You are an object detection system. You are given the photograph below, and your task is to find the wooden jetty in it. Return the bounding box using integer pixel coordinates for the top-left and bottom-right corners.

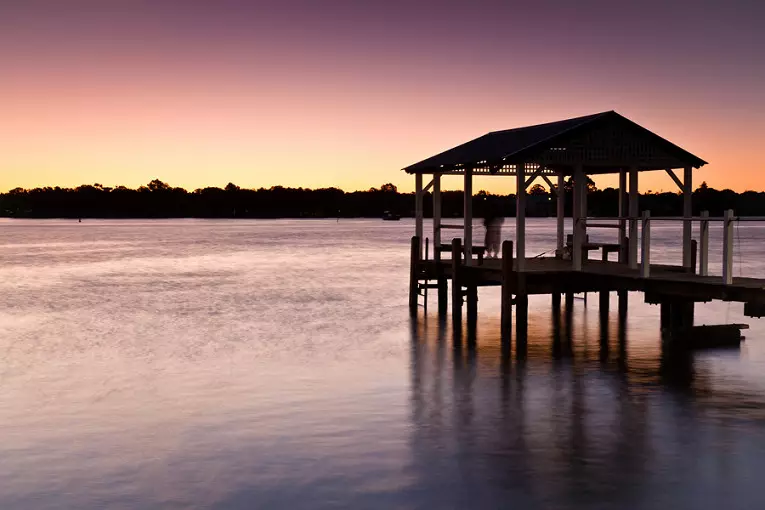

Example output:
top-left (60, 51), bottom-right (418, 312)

top-left (404, 111), bottom-right (765, 347)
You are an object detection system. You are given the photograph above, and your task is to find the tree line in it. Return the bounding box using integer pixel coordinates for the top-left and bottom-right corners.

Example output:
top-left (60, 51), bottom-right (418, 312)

top-left (0, 179), bottom-right (761, 219)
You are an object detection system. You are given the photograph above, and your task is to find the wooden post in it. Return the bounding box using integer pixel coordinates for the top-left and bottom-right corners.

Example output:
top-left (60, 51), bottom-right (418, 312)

top-left (451, 238), bottom-right (463, 337)
top-left (409, 236), bottom-right (420, 315)
top-left (466, 285), bottom-right (478, 338)
top-left (617, 290), bottom-right (628, 363)
top-left (516, 279), bottom-right (528, 360)
top-left (557, 172), bottom-right (565, 252)
top-left (628, 166), bottom-right (639, 269)
top-left (690, 239), bottom-right (697, 275)
top-left (552, 291), bottom-right (562, 357)
top-left (516, 163), bottom-right (526, 272)
top-left (660, 301), bottom-right (671, 331)
top-left (641, 210), bottom-right (651, 278)
top-left (415, 174), bottom-right (423, 256)
top-left (423, 238), bottom-right (429, 313)
top-left (722, 209), bottom-right (734, 285)
top-left (699, 210), bottom-right (709, 276)
top-left (683, 166), bottom-right (693, 269)
top-left (501, 240), bottom-right (514, 344)
top-left (434, 173), bottom-right (448, 317)
top-left (564, 291), bottom-right (574, 353)
top-left (618, 169), bottom-right (627, 263)
top-left (599, 249), bottom-right (610, 361)
top-left (599, 249), bottom-right (610, 312)
top-left (464, 166), bottom-right (473, 266)
top-left (433, 174), bottom-right (442, 258)
top-left (573, 165), bottom-right (585, 271)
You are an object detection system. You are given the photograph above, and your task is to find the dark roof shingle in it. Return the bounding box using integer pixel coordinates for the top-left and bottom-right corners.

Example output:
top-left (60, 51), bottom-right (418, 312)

top-left (403, 111), bottom-right (706, 173)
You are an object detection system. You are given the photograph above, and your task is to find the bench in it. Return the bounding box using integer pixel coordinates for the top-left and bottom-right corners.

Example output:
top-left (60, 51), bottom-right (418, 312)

top-left (435, 244), bottom-right (485, 264)
top-left (564, 234), bottom-right (622, 261)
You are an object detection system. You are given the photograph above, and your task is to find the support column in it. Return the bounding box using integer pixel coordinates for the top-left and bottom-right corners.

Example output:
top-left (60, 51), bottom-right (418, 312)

top-left (628, 167), bottom-right (639, 269)
top-left (723, 209), bottom-right (734, 285)
top-left (599, 249), bottom-right (610, 361)
top-left (699, 210), bottom-right (709, 276)
top-left (434, 174), bottom-right (448, 317)
top-left (683, 166), bottom-right (693, 269)
top-left (660, 301), bottom-right (671, 331)
top-left (557, 172), bottom-right (565, 252)
top-left (564, 291), bottom-right (574, 354)
top-left (516, 276), bottom-right (528, 360)
top-left (618, 290), bottom-right (628, 364)
top-left (573, 165), bottom-right (585, 271)
top-left (599, 250), bottom-right (611, 311)
top-left (415, 173), bottom-right (423, 256)
top-left (464, 166), bottom-right (473, 266)
top-left (641, 210), bottom-right (651, 278)
top-left (618, 169), bottom-right (627, 263)
top-left (501, 240), bottom-right (514, 345)
top-left (552, 291), bottom-right (562, 358)
top-left (466, 285), bottom-right (478, 342)
top-left (516, 162), bottom-right (526, 272)
top-left (409, 236), bottom-right (420, 315)
top-left (451, 238), bottom-right (463, 338)
top-left (433, 174), bottom-right (442, 255)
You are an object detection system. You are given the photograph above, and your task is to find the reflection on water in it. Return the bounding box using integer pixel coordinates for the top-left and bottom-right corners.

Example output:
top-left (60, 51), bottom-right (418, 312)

top-left (409, 300), bottom-right (765, 509)
top-left (2, 219), bottom-right (765, 509)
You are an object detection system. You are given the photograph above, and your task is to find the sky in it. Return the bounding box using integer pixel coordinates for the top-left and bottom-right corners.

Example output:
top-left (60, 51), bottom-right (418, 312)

top-left (1, 0), bottom-right (764, 194)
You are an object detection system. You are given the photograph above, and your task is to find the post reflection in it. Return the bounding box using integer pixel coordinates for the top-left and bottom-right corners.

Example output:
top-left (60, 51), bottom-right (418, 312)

top-left (407, 301), bottom-right (765, 508)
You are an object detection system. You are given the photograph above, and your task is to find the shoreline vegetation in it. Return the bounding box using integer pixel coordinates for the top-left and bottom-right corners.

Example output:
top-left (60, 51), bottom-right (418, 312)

top-left (1, 179), bottom-right (761, 219)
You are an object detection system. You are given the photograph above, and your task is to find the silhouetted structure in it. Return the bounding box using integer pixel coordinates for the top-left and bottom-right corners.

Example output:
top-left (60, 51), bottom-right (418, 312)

top-left (3, 179), bottom-right (765, 219)
top-left (406, 111), bottom-right (765, 356)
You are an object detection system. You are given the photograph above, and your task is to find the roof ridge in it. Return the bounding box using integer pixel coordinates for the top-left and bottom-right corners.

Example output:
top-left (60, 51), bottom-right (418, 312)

top-left (487, 111), bottom-right (613, 136)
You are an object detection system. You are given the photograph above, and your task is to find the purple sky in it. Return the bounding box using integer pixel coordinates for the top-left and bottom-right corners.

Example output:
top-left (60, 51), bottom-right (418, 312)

top-left (2, 0), bottom-right (763, 192)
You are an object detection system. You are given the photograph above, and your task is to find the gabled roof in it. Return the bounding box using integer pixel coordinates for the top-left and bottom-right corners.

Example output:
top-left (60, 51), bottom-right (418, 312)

top-left (403, 111), bottom-right (707, 173)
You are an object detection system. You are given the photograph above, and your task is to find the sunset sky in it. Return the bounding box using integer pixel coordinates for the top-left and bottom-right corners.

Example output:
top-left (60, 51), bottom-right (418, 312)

top-left (1, 0), bottom-right (763, 194)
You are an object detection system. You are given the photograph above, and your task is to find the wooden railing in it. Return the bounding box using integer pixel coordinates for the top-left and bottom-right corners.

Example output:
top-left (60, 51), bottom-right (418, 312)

top-left (580, 211), bottom-right (765, 284)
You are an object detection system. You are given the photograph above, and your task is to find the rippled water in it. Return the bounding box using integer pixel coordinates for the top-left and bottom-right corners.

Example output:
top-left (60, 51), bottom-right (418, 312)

top-left (2, 218), bottom-right (765, 509)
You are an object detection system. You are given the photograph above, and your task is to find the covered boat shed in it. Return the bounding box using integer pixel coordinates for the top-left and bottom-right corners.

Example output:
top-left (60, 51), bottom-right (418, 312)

top-left (404, 110), bottom-right (707, 272)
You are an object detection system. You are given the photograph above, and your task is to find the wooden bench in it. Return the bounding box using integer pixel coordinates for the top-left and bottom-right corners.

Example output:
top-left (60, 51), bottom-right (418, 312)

top-left (564, 234), bottom-right (621, 261)
top-left (436, 244), bottom-right (485, 264)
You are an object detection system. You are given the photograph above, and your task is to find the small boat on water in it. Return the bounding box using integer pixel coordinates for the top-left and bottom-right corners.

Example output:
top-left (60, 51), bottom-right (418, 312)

top-left (382, 210), bottom-right (401, 221)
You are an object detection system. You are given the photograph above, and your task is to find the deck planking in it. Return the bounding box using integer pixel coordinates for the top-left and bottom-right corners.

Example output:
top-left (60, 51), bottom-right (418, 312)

top-left (421, 257), bottom-right (765, 304)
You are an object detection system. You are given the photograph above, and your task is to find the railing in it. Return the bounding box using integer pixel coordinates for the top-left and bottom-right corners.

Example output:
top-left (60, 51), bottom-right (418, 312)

top-left (583, 210), bottom-right (763, 285)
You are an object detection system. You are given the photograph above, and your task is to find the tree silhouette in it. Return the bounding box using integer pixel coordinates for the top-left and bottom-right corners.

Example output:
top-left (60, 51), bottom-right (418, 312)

top-left (2, 179), bottom-right (764, 219)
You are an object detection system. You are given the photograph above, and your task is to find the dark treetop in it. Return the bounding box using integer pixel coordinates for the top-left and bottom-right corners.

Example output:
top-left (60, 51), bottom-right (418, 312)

top-left (1, 180), bottom-right (760, 219)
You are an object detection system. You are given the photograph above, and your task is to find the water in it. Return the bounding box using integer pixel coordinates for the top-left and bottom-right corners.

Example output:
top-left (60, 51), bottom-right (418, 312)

top-left (2, 218), bottom-right (765, 509)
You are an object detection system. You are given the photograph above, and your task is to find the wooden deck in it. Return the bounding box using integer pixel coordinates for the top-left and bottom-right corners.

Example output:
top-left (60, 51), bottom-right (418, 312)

top-left (421, 256), bottom-right (765, 305)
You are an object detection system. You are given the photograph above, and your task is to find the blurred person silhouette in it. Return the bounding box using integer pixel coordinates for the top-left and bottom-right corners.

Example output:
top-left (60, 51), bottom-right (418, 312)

top-left (483, 206), bottom-right (504, 258)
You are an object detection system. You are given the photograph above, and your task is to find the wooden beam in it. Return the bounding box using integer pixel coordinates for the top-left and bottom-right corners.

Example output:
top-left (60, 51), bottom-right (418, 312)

top-left (628, 167), bottom-right (639, 269)
top-left (683, 166), bottom-right (693, 268)
top-left (464, 165), bottom-right (473, 266)
top-left (723, 209), bottom-right (734, 285)
top-left (516, 162), bottom-right (526, 272)
top-left (524, 166), bottom-right (545, 189)
top-left (423, 178), bottom-right (434, 193)
top-left (665, 168), bottom-right (683, 191)
top-left (618, 169), bottom-right (627, 263)
top-left (641, 211), bottom-right (651, 278)
top-left (542, 175), bottom-right (556, 195)
top-left (415, 173), bottom-right (423, 257)
top-left (501, 240), bottom-right (514, 344)
top-left (556, 173), bottom-right (565, 250)
top-left (573, 165), bottom-right (585, 271)
top-left (699, 210), bottom-right (709, 276)
top-left (409, 236), bottom-right (420, 314)
top-left (451, 238), bottom-right (463, 336)
top-left (433, 174), bottom-right (441, 262)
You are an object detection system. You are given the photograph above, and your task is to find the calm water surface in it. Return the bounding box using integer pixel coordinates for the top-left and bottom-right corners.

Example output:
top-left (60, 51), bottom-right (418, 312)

top-left (2, 218), bottom-right (765, 509)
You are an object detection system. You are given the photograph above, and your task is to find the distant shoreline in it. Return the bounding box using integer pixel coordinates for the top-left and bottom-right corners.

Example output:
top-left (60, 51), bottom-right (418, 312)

top-left (3, 180), bottom-right (760, 219)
